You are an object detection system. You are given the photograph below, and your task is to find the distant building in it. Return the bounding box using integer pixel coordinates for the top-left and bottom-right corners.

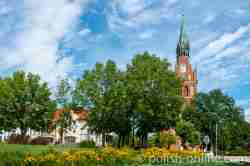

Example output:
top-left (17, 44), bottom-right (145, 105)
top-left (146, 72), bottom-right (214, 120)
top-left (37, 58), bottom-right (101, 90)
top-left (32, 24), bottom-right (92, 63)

top-left (0, 108), bottom-right (102, 145)
top-left (50, 108), bottom-right (102, 145)
top-left (175, 15), bottom-right (198, 103)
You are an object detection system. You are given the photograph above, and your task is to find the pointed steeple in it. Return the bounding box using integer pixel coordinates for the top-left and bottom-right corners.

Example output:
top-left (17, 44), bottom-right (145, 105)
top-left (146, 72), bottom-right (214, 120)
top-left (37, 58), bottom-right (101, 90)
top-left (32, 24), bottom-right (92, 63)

top-left (179, 15), bottom-right (187, 41)
top-left (176, 14), bottom-right (190, 58)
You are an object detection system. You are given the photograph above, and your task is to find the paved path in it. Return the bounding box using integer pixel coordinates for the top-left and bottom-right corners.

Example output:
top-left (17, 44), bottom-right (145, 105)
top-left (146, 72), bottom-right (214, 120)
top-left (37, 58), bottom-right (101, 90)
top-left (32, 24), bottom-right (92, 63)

top-left (220, 156), bottom-right (250, 163)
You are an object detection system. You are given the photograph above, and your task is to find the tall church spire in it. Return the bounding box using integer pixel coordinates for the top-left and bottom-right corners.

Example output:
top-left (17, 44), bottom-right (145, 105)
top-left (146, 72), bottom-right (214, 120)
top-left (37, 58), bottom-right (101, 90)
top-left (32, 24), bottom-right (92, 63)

top-left (175, 15), bottom-right (197, 104)
top-left (176, 14), bottom-right (190, 58)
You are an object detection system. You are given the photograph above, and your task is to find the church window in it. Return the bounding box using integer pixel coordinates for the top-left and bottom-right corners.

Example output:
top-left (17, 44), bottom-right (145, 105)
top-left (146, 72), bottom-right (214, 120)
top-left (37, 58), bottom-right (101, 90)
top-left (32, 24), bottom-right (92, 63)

top-left (184, 86), bottom-right (189, 97)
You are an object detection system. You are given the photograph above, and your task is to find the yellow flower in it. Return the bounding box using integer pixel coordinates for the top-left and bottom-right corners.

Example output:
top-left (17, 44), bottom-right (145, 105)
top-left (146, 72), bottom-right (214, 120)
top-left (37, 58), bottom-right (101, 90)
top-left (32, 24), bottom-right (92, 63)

top-left (44, 153), bottom-right (56, 161)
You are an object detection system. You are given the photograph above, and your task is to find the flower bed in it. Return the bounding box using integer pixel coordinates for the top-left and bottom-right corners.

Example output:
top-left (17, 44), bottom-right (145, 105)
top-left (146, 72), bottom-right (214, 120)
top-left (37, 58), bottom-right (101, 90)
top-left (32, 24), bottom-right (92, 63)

top-left (0, 145), bottom-right (232, 166)
top-left (21, 147), bottom-right (140, 166)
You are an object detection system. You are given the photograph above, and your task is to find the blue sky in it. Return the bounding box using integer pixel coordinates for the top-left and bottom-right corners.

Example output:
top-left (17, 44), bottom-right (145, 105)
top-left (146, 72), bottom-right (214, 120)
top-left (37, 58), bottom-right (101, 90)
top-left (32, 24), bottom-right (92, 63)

top-left (0, 0), bottom-right (249, 120)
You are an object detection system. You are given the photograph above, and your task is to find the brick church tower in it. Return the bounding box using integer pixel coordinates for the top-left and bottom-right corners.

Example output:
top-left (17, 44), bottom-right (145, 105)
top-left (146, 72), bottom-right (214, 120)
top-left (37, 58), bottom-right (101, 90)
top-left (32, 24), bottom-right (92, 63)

top-left (175, 15), bottom-right (198, 103)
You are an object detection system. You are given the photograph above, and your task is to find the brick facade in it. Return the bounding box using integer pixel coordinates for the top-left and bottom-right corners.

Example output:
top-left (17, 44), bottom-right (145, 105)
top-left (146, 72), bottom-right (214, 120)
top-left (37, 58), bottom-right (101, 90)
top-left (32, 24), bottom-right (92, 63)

top-left (175, 15), bottom-right (198, 104)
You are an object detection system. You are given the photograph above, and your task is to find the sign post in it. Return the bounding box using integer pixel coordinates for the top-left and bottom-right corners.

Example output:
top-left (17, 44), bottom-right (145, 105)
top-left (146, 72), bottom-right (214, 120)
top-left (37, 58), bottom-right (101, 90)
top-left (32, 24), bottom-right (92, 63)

top-left (203, 135), bottom-right (210, 153)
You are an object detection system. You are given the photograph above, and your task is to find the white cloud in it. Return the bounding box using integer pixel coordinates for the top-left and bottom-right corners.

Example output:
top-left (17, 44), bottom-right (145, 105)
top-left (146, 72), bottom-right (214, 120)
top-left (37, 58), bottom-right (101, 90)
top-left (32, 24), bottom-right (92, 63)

top-left (234, 9), bottom-right (246, 15)
top-left (203, 14), bottom-right (216, 24)
top-left (79, 28), bottom-right (91, 36)
top-left (115, 0), bottom-right (146, 17)
top-left (0, 0), bottom-right (91, 87)
top-left (194, 24), bottom-right (250, 63)
top-left (138, 30), bottom-right (155, 39)
top-left (107, 0), bottom-right (179, 32)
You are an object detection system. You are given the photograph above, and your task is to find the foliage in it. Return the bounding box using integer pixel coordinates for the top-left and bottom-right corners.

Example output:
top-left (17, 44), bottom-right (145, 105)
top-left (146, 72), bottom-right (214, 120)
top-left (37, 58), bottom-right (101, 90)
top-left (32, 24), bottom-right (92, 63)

top-left (127, 52), bottom-right (183, 145)
top-left (7, 134), bottom-right (30, 144)
top-left (149, 132), bottom-right (177, 148)
top-left (55, 78), bottom-right (72, 108)
top-left (74, 52), bottom-right (184, 147)
top-left (75, 60), bottom-right (132, 147)
top-left (20, 147), bottom-right (140, 166)
top-left (143, 147), bottom-right (204, 159)
top-left (159, 132), bottom-right (177, 148)
top-left (55, 78), bottom-right (73, 144)
top-left (190, 89), bottom-right (250, 151)
top-left (79, 140), bottom-right (96, 148)
top-left (176, 119), bottom-right (201, 145)
top-left (0, 71), bottom-right (56, 136)
top-left (30, 136), bottom-right (54, 145)
top-left (0, 144), bottom-right (238, 166)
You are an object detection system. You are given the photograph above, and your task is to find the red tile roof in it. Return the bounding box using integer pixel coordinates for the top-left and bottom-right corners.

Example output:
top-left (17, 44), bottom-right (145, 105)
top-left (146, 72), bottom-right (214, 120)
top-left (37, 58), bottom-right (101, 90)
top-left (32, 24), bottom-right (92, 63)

top-left (52, 108), bottom-right (89, 122)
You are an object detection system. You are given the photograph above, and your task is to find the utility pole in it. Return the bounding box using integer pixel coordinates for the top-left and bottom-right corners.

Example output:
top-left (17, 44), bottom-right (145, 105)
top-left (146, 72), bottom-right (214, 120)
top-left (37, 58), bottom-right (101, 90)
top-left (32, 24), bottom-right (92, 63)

top-left (215, 123), bottom-right (218, 158)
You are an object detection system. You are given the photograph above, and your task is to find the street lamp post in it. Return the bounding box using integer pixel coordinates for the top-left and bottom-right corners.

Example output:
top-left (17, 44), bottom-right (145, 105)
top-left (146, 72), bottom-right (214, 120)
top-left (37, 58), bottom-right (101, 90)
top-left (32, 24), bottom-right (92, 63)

top-left (207, 112), bottom-right (226, 158)
top-left (206, 112), bottom-right (219, 157)
top-left (215, 122), bottom-right (218, 157)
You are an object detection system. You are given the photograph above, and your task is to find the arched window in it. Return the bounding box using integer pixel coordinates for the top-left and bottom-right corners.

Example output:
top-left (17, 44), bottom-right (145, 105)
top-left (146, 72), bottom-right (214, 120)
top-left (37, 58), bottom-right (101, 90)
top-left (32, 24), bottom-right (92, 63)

top-left (184, 86), bottom-right (189, 97)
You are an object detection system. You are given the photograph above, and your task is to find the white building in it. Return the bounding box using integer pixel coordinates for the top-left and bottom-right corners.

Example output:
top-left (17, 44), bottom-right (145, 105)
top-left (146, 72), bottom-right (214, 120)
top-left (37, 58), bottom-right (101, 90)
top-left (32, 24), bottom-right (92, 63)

top-left (50, 108), bottom-right (102, 145)
top-left (0, 108), bottom-right (102, 145)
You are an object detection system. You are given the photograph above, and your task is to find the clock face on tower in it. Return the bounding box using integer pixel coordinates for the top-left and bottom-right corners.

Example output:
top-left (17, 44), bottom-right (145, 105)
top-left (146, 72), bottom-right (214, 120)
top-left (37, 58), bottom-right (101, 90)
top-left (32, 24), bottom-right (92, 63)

top-left (180, 64), bottom-right (186, 73)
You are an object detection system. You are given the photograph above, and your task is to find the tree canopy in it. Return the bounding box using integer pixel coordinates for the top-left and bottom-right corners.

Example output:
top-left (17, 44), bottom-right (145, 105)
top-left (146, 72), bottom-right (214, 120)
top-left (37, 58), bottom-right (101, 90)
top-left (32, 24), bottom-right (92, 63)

top-left (74, 52), bottom-right (184, 146)
top-left (183, 89), bottom-right (250, 151)
top-left (0, 71), bottom-right (56, 136)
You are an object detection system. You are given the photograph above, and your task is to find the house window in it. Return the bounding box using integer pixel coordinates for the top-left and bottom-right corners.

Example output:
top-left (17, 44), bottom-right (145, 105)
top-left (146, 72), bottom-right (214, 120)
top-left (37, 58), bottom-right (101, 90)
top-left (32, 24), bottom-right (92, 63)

top-left (64, 136), bottom-right (76, 144)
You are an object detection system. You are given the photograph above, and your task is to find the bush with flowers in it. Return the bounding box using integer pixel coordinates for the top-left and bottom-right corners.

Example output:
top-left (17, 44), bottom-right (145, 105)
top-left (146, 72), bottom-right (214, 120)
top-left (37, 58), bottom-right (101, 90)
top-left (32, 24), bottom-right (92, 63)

top-left (0, 145), bottom-right (232, 166)
top-left (143, 147), bottom-right (204, 159)
top-left (21, 146), bottom-right (141, 166)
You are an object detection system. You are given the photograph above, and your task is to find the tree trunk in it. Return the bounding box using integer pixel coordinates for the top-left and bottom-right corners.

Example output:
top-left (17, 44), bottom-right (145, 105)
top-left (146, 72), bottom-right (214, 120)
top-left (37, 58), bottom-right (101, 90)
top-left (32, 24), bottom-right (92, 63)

top-left (121, 135), bottom-right (124, 147)
top-left (144, 133), bottom-right (148, 148)
top-left (60, 128), bottom-right (64, 144)
top-left (102, 132), bottom-right (105, 147)
top-left (118, 135), bottom-right (121, 148)
top-left (141, 133), bottom-right (148, 148)
top-left (132, 128), bottom-right (135, 147)
top-left (20, 128), bottom-right (28, 144)
top-left (126, 134), bottom-right (129, 146)
top-left (20, 129), bottom-right (27, 137)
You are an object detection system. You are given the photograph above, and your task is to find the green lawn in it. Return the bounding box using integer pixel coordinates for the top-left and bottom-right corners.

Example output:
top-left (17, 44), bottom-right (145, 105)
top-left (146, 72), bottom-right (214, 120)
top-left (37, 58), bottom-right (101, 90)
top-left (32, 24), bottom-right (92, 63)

top-left (0, 143), bottom-right (81, 154)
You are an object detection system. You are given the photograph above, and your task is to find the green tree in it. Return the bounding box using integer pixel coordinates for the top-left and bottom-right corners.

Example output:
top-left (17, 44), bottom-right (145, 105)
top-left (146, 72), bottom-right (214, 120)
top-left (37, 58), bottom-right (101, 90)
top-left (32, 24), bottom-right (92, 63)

top-left (55, 78), bottom-right (72, 144)
top-left (75, 52), bottom-right (184, 147)
top-left (56, 78), bottom-right (71, 107)
top-left (76, 60), bottom-right (127, 146)
top-left (176, 119), bottom-right (200, 145)
top-left (127, 52), bottom-right (183, 146)
top-left (191, 89), bottom-right (249, 151)
top-left (0, 71), bottom-right (55, 137)
top-left (148, 132), bottom-right (177, 148)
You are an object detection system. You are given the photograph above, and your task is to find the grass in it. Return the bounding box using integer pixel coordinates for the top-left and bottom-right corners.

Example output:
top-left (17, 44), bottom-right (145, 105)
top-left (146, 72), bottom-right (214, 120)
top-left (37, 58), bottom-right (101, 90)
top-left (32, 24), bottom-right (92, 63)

top-left (0, 143), bottom-right (82, 154)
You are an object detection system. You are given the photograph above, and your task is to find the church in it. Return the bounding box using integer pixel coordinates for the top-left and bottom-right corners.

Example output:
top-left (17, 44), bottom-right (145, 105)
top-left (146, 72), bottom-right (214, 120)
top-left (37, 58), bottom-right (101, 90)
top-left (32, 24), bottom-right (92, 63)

top-left (175, 15), bottom-right (198, 103)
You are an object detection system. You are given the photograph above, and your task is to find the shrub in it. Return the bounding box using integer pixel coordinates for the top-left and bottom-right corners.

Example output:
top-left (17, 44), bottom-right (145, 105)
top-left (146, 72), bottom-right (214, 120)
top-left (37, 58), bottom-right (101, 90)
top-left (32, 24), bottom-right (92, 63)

top-left (176, 120), bottom-right (201, 145)
top-left (160, 132), bottom-right (177, 148)
top-left (30, 137), bottom-right (54, 145)
top-left (0, 140), bottom-right (6, 145)
top-left (225, 149), bottom-right (250, 156)
top-left (7, 134), bottom-right (30, 144)
top-left (148, 132), bottom-right (177, 148)
top-left (20, 147), bottom-right (140, 166)
top-left (79, 140), bottom-right (96, 148)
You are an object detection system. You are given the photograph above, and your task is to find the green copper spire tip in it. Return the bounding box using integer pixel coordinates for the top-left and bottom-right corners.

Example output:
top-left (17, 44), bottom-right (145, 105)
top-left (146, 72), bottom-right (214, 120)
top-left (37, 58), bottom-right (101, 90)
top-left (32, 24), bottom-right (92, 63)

top-left (176, 14), bottom-right (190, 57)
top-left (180, 14), bottom-right (187, 41)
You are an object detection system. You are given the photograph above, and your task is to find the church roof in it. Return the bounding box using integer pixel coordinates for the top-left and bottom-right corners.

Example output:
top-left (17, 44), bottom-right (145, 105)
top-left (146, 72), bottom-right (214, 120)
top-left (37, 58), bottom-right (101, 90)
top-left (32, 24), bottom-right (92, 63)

top-left (176, 15), bottom-right (190, 57)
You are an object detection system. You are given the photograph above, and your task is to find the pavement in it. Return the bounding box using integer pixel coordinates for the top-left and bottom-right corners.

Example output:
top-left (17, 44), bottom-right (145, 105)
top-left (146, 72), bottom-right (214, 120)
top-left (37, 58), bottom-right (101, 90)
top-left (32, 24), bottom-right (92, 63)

top-left (222, 156), bottom-right (250, 163)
